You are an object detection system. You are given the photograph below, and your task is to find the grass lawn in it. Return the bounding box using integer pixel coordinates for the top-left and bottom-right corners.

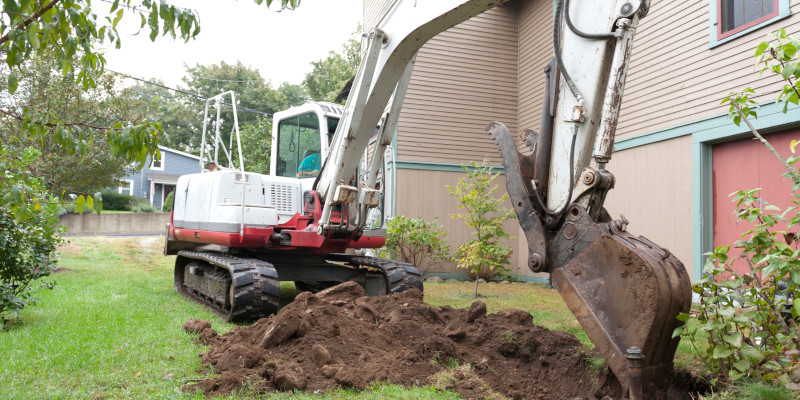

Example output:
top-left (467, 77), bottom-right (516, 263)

top-left (0, 236), bottom-right (788, 399)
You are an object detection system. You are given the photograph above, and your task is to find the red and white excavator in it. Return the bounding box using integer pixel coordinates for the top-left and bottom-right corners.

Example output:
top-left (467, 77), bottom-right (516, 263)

top-left (164, 0), bottom-right (690, 397)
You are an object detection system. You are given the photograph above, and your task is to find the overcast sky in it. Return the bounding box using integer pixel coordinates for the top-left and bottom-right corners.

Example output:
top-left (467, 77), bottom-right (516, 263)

top-left (103, 0), bottom-right (363, 89)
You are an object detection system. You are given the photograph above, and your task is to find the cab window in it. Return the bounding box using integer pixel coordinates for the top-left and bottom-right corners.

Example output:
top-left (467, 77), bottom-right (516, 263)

top-left (276, 113), bottom-right (321, 178)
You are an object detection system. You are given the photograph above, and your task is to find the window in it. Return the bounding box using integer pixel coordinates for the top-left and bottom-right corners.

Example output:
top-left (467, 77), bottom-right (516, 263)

top-left (150, 154), bottom-right (164, 171)
top-left (710, 0), bottom-right (790, 46)
top-left (118, 180), bottom-right (134, 196)
top-left (276, 112), bottom-right (321, 178)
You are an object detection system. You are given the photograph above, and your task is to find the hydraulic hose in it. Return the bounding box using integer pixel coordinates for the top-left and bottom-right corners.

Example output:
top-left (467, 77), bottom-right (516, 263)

top-left (553, 0), bottom-right (583, 104)
top-left (564, 0), bottom-right (616, 39)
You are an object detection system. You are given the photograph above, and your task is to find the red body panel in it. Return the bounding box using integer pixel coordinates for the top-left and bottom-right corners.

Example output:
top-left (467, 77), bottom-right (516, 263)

top-left (168, 190), bottom-right (385, 253)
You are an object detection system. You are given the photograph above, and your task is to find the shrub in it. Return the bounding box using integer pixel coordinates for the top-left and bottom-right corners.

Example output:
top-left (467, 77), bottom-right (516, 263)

top-left (675, 29), bottom-right (800, 387)
top-left (162, 191), bottom-right (175, 212)
top-left (0, 147), bottom-right (63, 324)
top-left (99, 188), bottom-right (136, 211)
top-left (446, 160), bottom-right (514, 297)
top-left (383, 216), bottom-right (450, 274)
top-left (130, 198), bottom-right (157, 213)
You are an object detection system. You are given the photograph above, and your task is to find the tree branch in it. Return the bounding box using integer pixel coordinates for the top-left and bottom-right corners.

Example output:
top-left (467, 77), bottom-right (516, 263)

top-left (0, 0), bottom-right (62, 48)
top-left (731, 101), bottom-right (800, 182)
top-left (0, 108), bottom-right (119, 131)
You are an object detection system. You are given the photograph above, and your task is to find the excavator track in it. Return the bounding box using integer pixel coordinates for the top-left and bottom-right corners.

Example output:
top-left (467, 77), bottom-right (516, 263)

top-left (325, 254), bottom-right (424, 295)
top-left (174, 250), bottom-right (280, 322)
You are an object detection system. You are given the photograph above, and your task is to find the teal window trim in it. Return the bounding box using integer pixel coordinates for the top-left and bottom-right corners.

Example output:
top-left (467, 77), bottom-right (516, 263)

top-left (395, 160), bottom-right (505, 174)
top-left (692, 142), bottom-right (714, 282)
top-left (708, 0), bottom-right (791, 49)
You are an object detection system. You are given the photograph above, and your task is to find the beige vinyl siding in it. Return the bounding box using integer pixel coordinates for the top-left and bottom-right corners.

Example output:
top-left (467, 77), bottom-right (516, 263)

top-left (617, 0), bottom-right (800, 138)
top-left (603, 135), bottom-right (695, 278)
top-left (518, 0), bottom-right (555, 139)
top-left (395, 168), bottom-right (524, 275)
top-left (396, 4), bottom-right (519, 164)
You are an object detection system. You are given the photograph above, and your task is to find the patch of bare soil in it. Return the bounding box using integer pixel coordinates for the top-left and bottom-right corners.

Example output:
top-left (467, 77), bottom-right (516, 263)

top-left (184, 282), bottom-right (705, 399)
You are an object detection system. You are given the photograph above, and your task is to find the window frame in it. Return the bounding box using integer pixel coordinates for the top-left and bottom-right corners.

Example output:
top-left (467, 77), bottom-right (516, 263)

top-left (709, 0), bottom-right (790, 48)
top-left (276, 112), bottom-right (321, 178)
top-left (118, 180), bottom-right (134, 196)
top-left (150, 153), bottom-right (165, 171)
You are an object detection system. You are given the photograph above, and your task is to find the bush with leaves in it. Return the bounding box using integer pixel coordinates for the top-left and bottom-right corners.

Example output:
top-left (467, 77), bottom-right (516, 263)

top-left (674, 29), bottom-right (800, 387)
top-left (99, 189), bottom-right (135, 211)
top-left (382, 215), bottom-right (451, 274)
top-left (446, 161), bottom-right (514, 297)
top-left (0, 148), bottom-right (62, 324)
top-left (162, 191), bottom-right (175, 212)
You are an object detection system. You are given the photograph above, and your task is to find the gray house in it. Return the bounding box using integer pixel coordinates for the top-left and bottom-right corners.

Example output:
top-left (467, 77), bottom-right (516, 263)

top-left (118, 145), bottom-right (201, 210)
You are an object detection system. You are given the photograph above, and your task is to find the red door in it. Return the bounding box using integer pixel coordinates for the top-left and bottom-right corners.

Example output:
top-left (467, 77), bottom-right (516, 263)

top-left (712, 128), bottom-right (800, 275)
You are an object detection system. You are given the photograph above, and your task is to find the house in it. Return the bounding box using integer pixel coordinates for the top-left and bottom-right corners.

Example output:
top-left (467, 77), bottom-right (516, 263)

top-left (362, 0), bottom-right (800, 282)
top-left (118, 145), bottom-right (202, 210)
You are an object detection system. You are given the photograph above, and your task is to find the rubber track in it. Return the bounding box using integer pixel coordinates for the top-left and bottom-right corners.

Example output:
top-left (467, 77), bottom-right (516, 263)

top-left (177, 251), bottom-right (280, 322)
top-left (328, 254), bottom-right (424, 294)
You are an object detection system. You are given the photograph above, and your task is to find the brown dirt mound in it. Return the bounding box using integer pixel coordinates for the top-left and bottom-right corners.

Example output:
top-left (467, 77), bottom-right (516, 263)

top-left (184, 282), bottom-right (704, 399)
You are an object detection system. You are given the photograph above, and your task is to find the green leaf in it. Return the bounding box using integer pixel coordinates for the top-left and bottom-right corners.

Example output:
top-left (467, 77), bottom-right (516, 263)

top-left (792, 269), bottom-right (800, 284)
top-left (76, 195), bottom-right (85, 215)
top-left (712, 345), bottom-right (734, 359)
top-left (740, 343), bottom-right (763, 361)
top-left (28, 23), bottom-right (40, 49)
top-left (8, 71), bottom-right (17, 94)
top-left (756, 41), bottom-right (769, 56)
top-left (723, 331), bottom-right (743, 348)
top-left (86, 195), bottom-right (94, 213)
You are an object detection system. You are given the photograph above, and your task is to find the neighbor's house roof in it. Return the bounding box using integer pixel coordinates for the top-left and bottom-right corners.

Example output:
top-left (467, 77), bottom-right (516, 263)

top-left (158, 145), bottom-right (201, 161)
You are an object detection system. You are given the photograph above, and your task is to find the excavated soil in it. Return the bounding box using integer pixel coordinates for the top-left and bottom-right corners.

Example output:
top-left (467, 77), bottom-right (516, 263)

top-left (184, 282), bottom-right (705, 399)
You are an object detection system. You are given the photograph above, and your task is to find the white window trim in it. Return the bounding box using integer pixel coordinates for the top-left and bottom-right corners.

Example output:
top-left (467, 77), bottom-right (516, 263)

top-left (118, 180), bottom-right (134, 196)
top-left (708, 0), bottom-right (791, 48)
top-left (150, 154), bottom-right (165, 171)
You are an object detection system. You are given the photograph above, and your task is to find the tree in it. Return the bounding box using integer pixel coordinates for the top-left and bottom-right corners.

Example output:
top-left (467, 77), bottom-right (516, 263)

top-left (0, 55), bottom-right (143, 196)
top-left (179, 61), bottom-right (286, 162)
top-left (237, 116), bottom-right (272, 175)
top-left (446, 161), bottom-right (515, 298)
top-left (0, 0), bottom-right (299, 323)
top-left (303, 26), bottom-right (361, 103)
top-left (278, 82), bottom-right (308, 107)
top-left (121, 80), bottom-right (199, 153)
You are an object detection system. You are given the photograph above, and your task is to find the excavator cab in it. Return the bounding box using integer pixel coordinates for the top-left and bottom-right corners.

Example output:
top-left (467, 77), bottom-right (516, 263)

top-left (270, 102), bottom-right (388, 232)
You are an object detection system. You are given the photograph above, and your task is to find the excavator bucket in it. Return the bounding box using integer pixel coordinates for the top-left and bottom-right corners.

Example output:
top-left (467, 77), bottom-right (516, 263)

top-left (488, 120), bottom-right (691, 397)
top-left (551, 213), bottom-right (692, 395)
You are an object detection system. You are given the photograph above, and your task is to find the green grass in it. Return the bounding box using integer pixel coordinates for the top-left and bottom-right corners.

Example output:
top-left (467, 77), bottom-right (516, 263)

top-left (0, 237), bottom-right (469, 400)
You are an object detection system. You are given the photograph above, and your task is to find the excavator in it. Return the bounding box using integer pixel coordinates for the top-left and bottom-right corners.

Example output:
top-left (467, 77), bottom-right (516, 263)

top-left (164, 0), bottom-right (691, 397)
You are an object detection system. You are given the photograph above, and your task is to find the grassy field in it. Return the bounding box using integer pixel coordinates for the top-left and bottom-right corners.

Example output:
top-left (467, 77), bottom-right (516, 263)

top-left (0, 236), bottom-right (790, 399)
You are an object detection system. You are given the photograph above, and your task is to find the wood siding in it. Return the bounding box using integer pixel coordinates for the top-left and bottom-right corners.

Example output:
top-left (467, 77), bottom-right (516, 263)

top-left (395, 168), bottom-right (526, 275)
top-left (617, 0), bottom-right (800, 138)
top-left (603, 135), bottom-right (695, 278)
top-left (397, 4), bottom-right (520, 164)
top-left (518, 0), bottom-right (555, 139)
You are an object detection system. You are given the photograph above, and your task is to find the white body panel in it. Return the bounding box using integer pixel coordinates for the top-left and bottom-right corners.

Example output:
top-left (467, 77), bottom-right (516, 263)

top-left (173, 171), bottom-right (302, 232)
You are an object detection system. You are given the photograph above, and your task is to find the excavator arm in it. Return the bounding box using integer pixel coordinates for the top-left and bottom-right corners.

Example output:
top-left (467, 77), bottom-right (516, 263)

top-left (313, 0), bottom-right (690, 397)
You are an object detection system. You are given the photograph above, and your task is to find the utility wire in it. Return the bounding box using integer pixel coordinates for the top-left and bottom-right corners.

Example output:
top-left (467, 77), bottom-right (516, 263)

top-left (107, 68), bottom-right (274, 116)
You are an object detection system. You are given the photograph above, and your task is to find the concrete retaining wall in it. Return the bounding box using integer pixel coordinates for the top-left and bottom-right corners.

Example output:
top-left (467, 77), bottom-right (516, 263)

top-left (59, 213), bottom-right (169, 235)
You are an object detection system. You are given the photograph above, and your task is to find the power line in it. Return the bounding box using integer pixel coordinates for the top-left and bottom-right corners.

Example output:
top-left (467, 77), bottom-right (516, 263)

top-left (107, 69), bottom-right (274, 117)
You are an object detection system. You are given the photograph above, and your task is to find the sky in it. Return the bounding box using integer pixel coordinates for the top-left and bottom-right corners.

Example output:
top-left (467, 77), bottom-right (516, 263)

top-left (103, 0), bottom-right (363, 89)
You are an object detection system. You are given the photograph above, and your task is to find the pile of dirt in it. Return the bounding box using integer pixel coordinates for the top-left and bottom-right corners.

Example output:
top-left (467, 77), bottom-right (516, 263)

top-left (184, 282), bottom-right (703, 399)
